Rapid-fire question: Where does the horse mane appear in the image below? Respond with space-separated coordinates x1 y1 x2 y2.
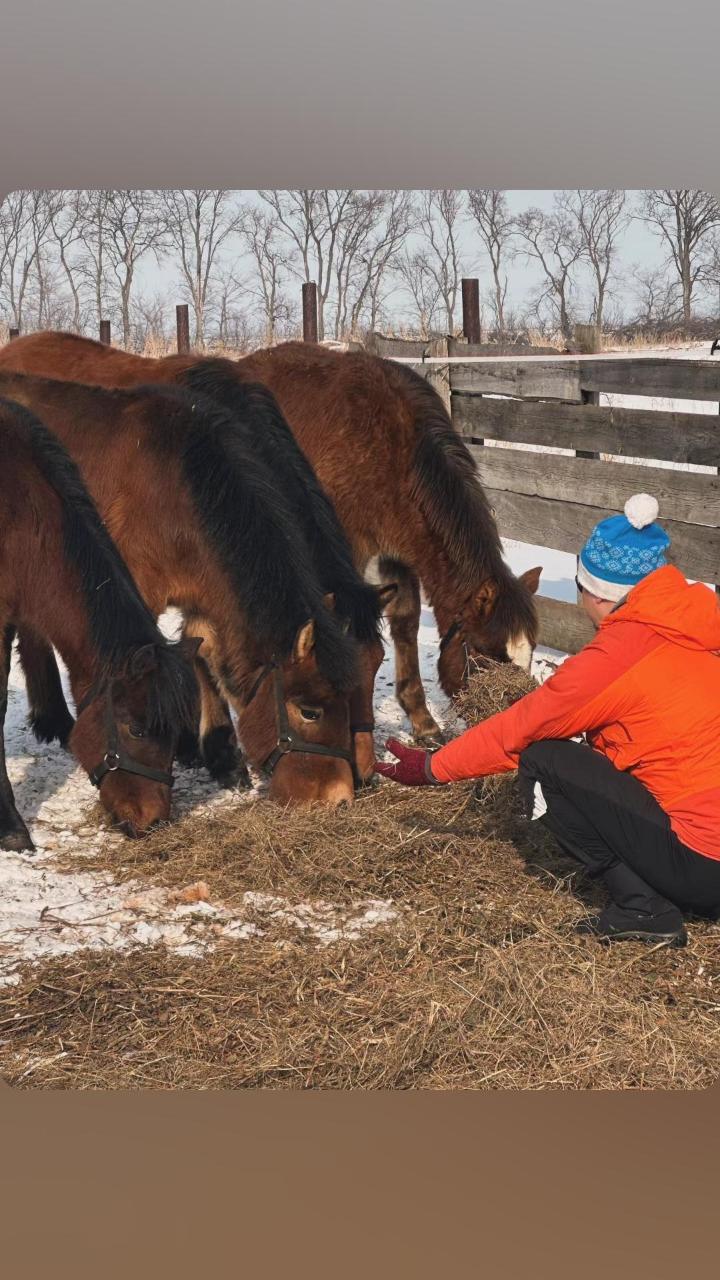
179 361 381 644
1 397 196 734
385 362 538 642
171 388 359 692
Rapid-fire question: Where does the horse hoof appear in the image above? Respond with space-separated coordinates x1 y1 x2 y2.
0 827 35 853
413 727 447 748
354 771 380 792
176 727 203 769
214 765 252 791
31 709 75 747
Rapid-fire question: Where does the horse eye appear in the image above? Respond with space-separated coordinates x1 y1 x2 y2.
128 723 146 739
299 707 321 722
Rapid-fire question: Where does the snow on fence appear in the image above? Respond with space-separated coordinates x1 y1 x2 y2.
372 333 720 655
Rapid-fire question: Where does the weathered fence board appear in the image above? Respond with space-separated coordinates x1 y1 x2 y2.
405 356 720 402
484 489 720 584
453 396 720 466
535 596 595 654
470 444 720 527
448 361 584 401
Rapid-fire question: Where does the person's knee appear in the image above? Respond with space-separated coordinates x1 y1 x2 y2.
519 739 558 777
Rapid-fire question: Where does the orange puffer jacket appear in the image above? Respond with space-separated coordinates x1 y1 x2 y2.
432 566 720 859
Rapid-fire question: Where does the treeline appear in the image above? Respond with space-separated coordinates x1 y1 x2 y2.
2 189 720 350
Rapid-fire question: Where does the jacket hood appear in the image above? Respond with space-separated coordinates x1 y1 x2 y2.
603 565 720 652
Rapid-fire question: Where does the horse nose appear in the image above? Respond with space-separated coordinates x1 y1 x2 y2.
115 818 139 839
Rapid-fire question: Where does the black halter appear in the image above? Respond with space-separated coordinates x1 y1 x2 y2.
75 678 175 791
244 661 354 777
438 618 462 654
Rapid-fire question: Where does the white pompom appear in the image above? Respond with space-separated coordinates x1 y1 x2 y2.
624 493 659 530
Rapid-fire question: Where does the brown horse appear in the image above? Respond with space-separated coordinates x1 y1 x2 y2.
0 371 364 806
0 332 540 746
0 397 198 847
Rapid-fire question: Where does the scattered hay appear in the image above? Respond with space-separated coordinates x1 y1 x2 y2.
4 660 720 1091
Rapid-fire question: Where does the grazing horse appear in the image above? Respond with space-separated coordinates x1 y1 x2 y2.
0 372 362 806
0 332 540 747
0 398 197 847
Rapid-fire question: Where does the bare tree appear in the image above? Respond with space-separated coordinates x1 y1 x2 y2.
46 190 87 331
0 190 57 330
241 208 292 344
259 189 363 340
75 190 115 332
630 264 682 329
467 189 515 334
414 190 465 332
641 190 720 326
102 191 167 347
160 190 243 347
346 191 416 336
558 189 627 331
515 203 585 339
396 248 444 335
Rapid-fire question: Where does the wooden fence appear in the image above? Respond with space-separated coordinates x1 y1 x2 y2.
7 282 719 656
372 334 720 654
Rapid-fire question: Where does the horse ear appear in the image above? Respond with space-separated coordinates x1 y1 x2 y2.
322 592 336 612
129 644 158 678
472 581 498 617
293 619 316 663
519 566 542 595
376 583 398 610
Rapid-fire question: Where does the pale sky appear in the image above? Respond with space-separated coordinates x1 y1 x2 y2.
116 189 673 330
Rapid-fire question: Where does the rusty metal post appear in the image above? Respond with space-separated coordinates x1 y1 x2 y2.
99 320 111 345
176 304 191 354
461 278 481 345
302 282 318 343
8 327 19 340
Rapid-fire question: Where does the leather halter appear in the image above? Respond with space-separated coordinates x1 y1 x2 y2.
438 618 463 654
75 679 175 790
244 661 354 777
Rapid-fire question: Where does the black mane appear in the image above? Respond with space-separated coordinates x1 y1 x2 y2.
388 360 510 594
1 397 196 735
179 360 381 644
170 389 359 693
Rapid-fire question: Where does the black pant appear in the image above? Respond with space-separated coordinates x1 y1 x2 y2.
518 739 720 919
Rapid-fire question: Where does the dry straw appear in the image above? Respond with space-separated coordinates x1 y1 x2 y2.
3 662 720 1090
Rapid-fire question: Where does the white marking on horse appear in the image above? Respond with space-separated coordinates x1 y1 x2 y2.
507 635 533 672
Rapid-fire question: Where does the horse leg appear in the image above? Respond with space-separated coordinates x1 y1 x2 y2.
349 635 385 787
195 655 251 789
377 558 444 745
16 628 75 746
0 626 34 852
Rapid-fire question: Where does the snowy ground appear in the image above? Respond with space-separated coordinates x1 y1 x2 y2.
0 561 564 986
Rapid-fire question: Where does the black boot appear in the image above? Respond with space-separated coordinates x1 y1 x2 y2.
577 902 687 947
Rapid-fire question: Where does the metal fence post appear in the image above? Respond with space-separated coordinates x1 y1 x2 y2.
461 278 481 344
176 304 190 353
302 282 318 343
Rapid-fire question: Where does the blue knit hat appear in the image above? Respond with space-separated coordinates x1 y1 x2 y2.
577 494 670 602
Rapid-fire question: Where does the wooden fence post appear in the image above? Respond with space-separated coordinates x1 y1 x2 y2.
302 282 318 343
461 278 481 345
99 320 111 345
176 304 190 354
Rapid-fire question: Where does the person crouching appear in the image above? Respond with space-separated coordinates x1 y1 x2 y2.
377 495 720 947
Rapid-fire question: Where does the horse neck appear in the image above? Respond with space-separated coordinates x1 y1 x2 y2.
16 549 103 705
395 523 502 635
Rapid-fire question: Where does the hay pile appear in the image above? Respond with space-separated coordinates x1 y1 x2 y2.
2 662 720 1091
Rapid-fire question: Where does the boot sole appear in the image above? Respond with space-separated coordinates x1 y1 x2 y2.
599 928 687 948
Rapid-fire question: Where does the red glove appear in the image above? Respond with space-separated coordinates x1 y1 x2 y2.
375 737 446 787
